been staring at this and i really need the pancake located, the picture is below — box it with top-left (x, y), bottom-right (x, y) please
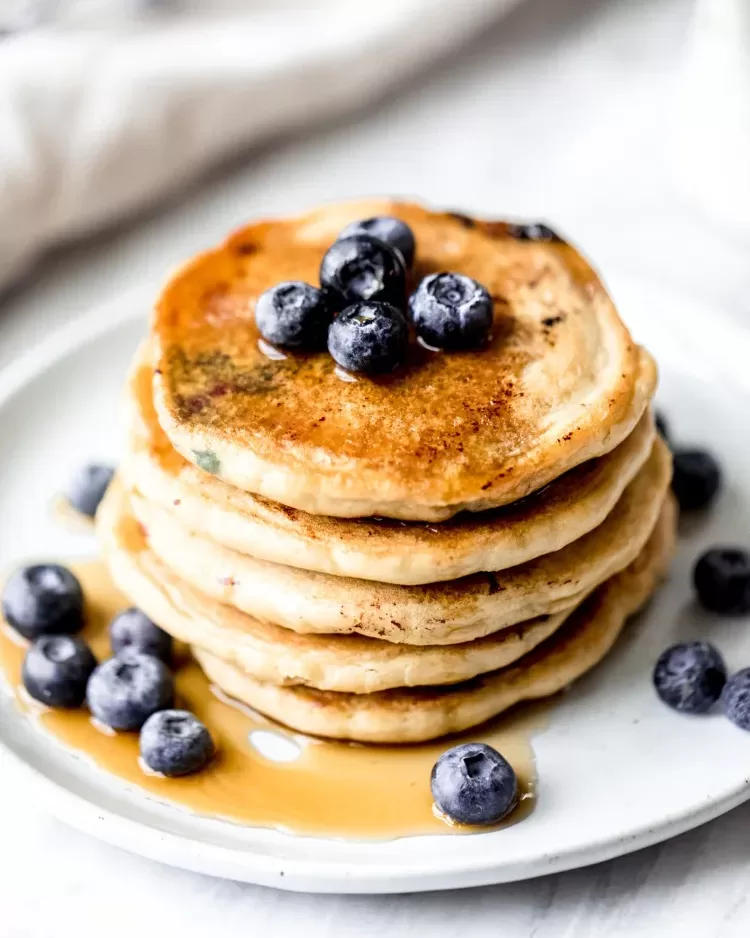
top-left (97, 481), bottom-right (575, 693)
top-left (123, 343), bottom-right (656, 585)
top-left (151, 199), bottom-right (657, 521)
top-left (129, 437), bottom-right (671, 645)
top-left (194, 496), bottom-right (677, 743)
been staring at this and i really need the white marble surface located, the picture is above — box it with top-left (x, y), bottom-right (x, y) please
top-left (2, 0), bottom-right (750, 933)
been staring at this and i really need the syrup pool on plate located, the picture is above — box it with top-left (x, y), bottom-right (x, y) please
top-left (0, 558), bottom-right (543, 838)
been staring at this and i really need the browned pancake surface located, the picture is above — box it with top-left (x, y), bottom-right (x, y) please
top-left (153, 200), bottom-right (651, 517)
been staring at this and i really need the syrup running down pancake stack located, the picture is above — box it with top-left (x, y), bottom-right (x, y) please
top-left (98, 200), bottom-right (675, 744)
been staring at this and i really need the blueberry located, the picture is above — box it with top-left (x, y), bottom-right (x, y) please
top-left (140, 709), bottom-right (214, 777)
top-left (87, 652), bottom-right (174, 730)
top-left (66, 464), bottom-right (115, 517)
top-left (653, 641), bottom-right (727, 713)
top-left (2, 564), bottom-right (84, 640)
top-left (722, 669), bottom-right (750, 730)
top-left (431, 742), bottom-right (517, 826)
top-left (508, 222), bottom-right (561, 242)
top-left (655, 411), bottom-right (670, 444)
top-left (319, 235), bottom-right (406, 311)
top-left (110, 607), bottom-right (172, 661)
top-left (328, 301), bottom-right (408, 375)
top-left (693, 548), bottom-right (750, 615)
top-left (672, 448), bottom-right (722, 511)
top-left (255, 281), bottom-right (331, 350)
top-left (409, 272), bottom-right (493, 350)
top-left (22, 636), bottom-right (96, 708)
top-left (338, 217), bottom-right (415, 269)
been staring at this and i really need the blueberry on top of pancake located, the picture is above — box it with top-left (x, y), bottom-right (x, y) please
top-left (152, 200), bottom-right (655, 520)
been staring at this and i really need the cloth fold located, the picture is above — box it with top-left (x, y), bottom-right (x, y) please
top-left (0, 0), bottom-right (519, 291)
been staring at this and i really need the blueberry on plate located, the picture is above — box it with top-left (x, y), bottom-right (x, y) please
top-left (671, 448), bottom-right (721, 511)
top-left (87, 652), bottom-right (174, 731)
top-left (338, 216), bottom-right (416, 269)
top-left (507, 222), bottom-right (561, 242)
top-left (110, 607), bottom-right (172, 662)
top-left (653, 641), bottom-right (727, 713)
top-left (22, 635), bottom-right (97, 708)
top-left (140, 709), bottom-right (215, 777)
top-left (319, 235), bottom-right (406, 311)
top-left (431, 742), bottom-right (517, 826)
top-left (2, 564), bottom-right (84, 640)
top-left (67, 463), bottom-right (115, 517)
top-left (693, 548), bottom-right (750, 615)
top-left (722, 669), bottom-right (750, 730)
top-left (255, 281), bottom-right (331, 350)
top-left (328, 301), bottom-right (409, 375)
top-left (409, 272), bottom-right (493, 350)
top-left (655, 410), bottom-right (670, 444)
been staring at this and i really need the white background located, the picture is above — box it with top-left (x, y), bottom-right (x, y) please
top-left (1, 0), bottom-right (749, 934)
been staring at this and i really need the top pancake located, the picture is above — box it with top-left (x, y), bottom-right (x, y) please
top-left (125, 342), bottom-right (655, 585)
top-left (152, 199), bottom-right (656, 521)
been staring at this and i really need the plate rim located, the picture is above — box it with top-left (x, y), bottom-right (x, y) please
top-left (3, 727), bottom-right (750, 894)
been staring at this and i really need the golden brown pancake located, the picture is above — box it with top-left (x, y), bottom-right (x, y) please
top-left (194, 496), bottom-right (677, 742)
top-left (97, 480), bottom-right (577, 694)
top-left (152, 199), bottom-right (656, 520)
top-left (124, 342), bottom-right (656, 585)
top-left (128, 437), bottom-right (671, 645)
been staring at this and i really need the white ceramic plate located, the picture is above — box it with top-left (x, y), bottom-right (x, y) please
top-left (1, 272), bottom-right (749, 894)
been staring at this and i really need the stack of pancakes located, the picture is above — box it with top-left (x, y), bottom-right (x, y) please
top-left (98, 201), bottom-right (676, 744)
